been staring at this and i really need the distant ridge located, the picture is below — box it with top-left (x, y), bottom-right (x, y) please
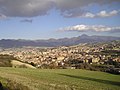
top-left (0, 35), bottom-right (120, 48)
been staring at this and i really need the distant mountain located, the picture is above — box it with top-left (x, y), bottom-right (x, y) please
top-left (0, 34), bottom-right (120, 48)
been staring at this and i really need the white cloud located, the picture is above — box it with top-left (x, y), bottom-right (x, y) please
top-left (84, 12), bottom-right (95, 18)
top-left (73, 10), bottom-right (120, 18)
top-left (0, 0), bottom-right (119, 17)
top-left (58, 24), bottom-right (120, 32)
top-left (97, 10), bottom-right (119, 17)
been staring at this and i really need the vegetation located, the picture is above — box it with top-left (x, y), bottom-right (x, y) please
top-left (0, 54), bottom-right (36, 69)
top-left (0, 67), bottom-right (120, 90)
top-left (101, 50), bottom-right (120, 56)
top-left (0, 54), bottom-right (15, 67)
top-left (11, 60), bottom-right (36, 69)
top-left (0, 77), bottom-right (29, 90)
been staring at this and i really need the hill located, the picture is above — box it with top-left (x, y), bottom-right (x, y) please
top-left (0, 68), bottom-right (120, 90)
top-left (0, 54), bottom-right (15, 67)
top-left (0, 54), bottom-right (36, 69)
top-left (0, 34), bottom-right (120, 48)
top-left (11, 60), bottom-right (36, 69)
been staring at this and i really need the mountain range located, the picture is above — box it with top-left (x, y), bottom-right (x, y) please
top-left (0, 34), bottom-right (120, 48)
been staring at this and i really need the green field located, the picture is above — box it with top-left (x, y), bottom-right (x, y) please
top-left (0, 68), bottom-right (120, 90)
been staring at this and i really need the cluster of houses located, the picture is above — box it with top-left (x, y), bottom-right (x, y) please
top-left (0, 41), bottom-right (120, 68)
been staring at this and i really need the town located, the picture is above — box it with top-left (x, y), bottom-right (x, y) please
top-left (0, 40), bottom-right (120, 73)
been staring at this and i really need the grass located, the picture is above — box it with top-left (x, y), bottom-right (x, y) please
top-left (0, 54), bottom-right (36, 69)
top-left (0, 76), bottom-right (29, 90)
top-left (0, 67), bottom-right (120, 90)
top-left (0, 58), bottom-right (36, 69)
top-left (11, 60), bottom-right (36, 69)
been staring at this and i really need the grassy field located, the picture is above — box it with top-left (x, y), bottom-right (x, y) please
top-left (11, 60), bottom-right (36, 69)
top-left (0, 67), bottom-right (120, 90)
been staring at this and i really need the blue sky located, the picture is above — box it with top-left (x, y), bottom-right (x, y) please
top-left (0, 0), bottom-right (120, 40)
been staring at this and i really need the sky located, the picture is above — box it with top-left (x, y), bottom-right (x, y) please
top-left (0, 0), bottom-right (120, 40)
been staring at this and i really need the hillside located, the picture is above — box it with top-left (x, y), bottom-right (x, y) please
top-left (0, 54), bottom-right (36, 69)
top-left (0, 55), bottom-right (15, 67)
top-left (0, 68), bottom-right (120, 90)
top-left (0, 35), bottom-right (120, 48)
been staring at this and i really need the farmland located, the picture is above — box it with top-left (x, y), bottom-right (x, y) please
top-left (0, 67), bottom-right (120, 90)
